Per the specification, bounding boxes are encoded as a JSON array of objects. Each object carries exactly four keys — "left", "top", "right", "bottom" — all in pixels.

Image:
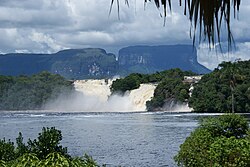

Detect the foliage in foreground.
[
  {"left": 0, "top": 127, "right": 98, "bottom": 167},
  {"left": 175, "top": 114, "right": 250, "bottom": 167}
]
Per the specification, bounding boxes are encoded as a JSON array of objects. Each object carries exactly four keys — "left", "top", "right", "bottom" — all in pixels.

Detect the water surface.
[{"left": 0, "top": 111, "right": 223, "bottom": 166}]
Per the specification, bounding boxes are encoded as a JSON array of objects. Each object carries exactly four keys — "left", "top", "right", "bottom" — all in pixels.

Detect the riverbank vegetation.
[
  {"left": 111, "top": 68, "right": 195, "bottom": 111},
  {"left": 175, "top": 114, "right": 250, "bottom": 166},
  {"left": 0, "top": 127, "right": 98, "bottom": 167},
  {"left": 189, "top": 60, "right": 250, "bottom": 113},
  {"left": 112, "top": 60, "right": 250, "bottom": 112},
  {"left": 0, "top": 71, "right": 74, "bottom": 110}
]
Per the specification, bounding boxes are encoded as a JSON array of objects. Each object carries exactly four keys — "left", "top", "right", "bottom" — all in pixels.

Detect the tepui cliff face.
[
  {"left": 0, "top": 48, "right": 118, "bottom": 79},
  {"left": 0, "top": 45, "right": 210, "bottom": 79},
  {"left": 118, "top": 45, "right": 210, "bottom": 75}
]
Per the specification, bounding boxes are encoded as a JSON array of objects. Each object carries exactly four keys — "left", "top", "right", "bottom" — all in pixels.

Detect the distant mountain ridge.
[
  {"left": 0, "top": 48, "right": 118, "bottom": 79},
  {"left": 118, "top": 45, "right": 210, "bottom": 75},
  {"left": 0, "top": 45, "right": 210, "bottom": 79}
]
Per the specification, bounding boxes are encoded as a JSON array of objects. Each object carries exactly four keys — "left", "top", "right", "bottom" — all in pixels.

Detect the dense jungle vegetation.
[
  {"left": 111, "top": 68, "right": 195, "bottom": 111},
  {"left": 0, "top": 127, "right": 98, "bottom": 167},
  {"left": 0, "top": 71, "right": 74, "bottom": 110},
  {"left": 112, "top": 60, "right": 250, "bottom": 112},
  {"left": 189, "top": 60, "right": 250, "bottom": 113},
  {"left": 175, "top": 114, "right": 250, "bottom": 166}
]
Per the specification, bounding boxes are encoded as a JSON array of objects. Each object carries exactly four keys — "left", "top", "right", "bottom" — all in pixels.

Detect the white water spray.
[
  {"left": 74, "top": 79, "right": 112, "bottom": 102},
  {"left": 162, "top": 100, "right": 192, "bottom": 112},
  {"left": 45, "top": 79, "right": 156, "bottom": 112}
]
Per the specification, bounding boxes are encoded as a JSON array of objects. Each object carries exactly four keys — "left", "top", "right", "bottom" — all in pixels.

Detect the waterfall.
[
  {"left": 162, "top": 100, "right": 192, "bottom": 112},
  {"left": 74, "top": 79, "right": 112, "bottom": 102},
  {"left": 65, "top": 79, "right": 156, "bottom": 112},
  {"left": 128, "top": 84, "right": 156, "bottom": 111},
  {"left": 45, "top": 78, "right": 192, "bottom": 112}
]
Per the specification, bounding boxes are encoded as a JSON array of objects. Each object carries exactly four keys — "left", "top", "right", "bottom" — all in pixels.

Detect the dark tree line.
[
  {"left": 0, "top": 71, "right": 74, "bottom": 110},
  {"left": 111, "top": 68, "right": 195, "bottom": 110},
  {"left": 189, "top": 60, "right": 250, "bottom": 113}
]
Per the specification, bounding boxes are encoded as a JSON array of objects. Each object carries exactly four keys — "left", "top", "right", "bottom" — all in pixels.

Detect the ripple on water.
[{"left": 0, "top": 111, "right": 220, "bottom": 166}]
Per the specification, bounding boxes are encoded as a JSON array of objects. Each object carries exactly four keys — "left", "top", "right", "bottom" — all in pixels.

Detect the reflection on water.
[{"left": 0, "top": 111, "right": 246, "bottom": 166}]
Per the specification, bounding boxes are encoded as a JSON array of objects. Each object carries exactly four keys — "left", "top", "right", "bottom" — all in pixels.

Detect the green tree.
[
  {"left": 27, "top": 127, "right": 69, "bottom": 159},
  {"left": 0, "top": 127, "right": 99, "bottom": 166},
  {"left": 189, "top": 60, "right": 250, "bottom": 113},
  {"left": 175, "top": 114, "right": 250, "bottom": 167},
  {"left": 0, "top": 138, "right": 16, "bottom": 161},
  {"left": 146, "top": 69, "right": 192, "bottom": 111},
  {"left": 111, "top": 73, "right": 142, "bottom": 94},
  {"left": 0, "top": 71, "right": 75, "bottom": 110},
  {"left": 209, "top": 137, "right": 250, "bottom": 166}
]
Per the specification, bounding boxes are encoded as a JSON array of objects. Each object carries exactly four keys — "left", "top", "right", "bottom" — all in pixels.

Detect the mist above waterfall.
[
  {"left": 44, "top": 79, "right": 156, "bottom": 112},
  {"left": 162, "top": 100, "right": 192, "bottom": 112}
]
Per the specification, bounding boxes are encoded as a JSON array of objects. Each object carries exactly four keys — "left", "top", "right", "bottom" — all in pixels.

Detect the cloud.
[
  {"left": 29, "top": 31, "right": 66, "bottom": 53},
  {"left": 0, "top": 1, "right": 73, "bottom": 29},
  {"left": 0, "top": 0, "right": 191, "bottom": 53},
  {"left": 198, "top": 42, "right": 250, "bottom": 70},
  {"left": 0, "top": 0, "right": 249, "bottom": 63}
]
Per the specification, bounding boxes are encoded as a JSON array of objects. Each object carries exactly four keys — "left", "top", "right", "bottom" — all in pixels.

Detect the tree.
[
  {"left": 110, "top": 0, "right": 241, "bottom": 49},
  {"left": 0, "top": 72, "right": 75, "bottom": 110},
  {"left": 174, "top": 114, "right": 250, "bottom": 166},
  {"left": 27, "top": 127, "right": 69, "bottom": 159},
  {"left": 0, "top": 127, "right": 99, "bottom": 166},
  {"left": 218, "top": 60, "right": 243, "bottom": 113},
  {"left": 189, "top": 60, "right": 250, "bottom": 113}
]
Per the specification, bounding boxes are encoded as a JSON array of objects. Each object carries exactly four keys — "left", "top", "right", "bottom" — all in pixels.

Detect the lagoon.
[{"left": 0, "top": 111, "right": 223, "bottom": 166}]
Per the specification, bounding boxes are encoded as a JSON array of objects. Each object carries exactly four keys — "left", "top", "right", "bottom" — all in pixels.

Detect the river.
[{"left": 0, "top": 111, "right": 224, "bottom": 166}]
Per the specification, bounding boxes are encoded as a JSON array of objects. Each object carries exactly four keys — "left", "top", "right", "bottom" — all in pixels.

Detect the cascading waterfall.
[
  {"left": 73, "top": 79, "right": 156, "bottom": 112},
  {"left": 163, "top": 100, "right": 191, "bottom": 112},
  {"left": 74, "top": 79, "right": 112, "bottom": 102},
  {"left": 128, "top": 84, "right": 156, "bottom": 111},
  {"left": 46, "top": 79, "right": 191, "bottom": 112}
]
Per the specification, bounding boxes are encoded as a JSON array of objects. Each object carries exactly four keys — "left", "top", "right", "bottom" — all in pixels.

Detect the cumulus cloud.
[
  {"left": 0, "top": 0, "right": 191, "bottom": 53},
  {"left": 0, "top": 0, "right": 249, "bottom": 65},
  {"left": 198, "top": 42, "right": 250, "bottom": 70}
]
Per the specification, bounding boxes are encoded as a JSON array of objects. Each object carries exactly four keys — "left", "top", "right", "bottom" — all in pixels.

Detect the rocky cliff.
[
  {"left": 0, "top": 48, "right": 118, "bottom": 79},
  {"left": 0, "top": 45, "right": 210, "bottom": 79},
  {"left": 118, "top": 45, "right": 210, "bottom": 75}
]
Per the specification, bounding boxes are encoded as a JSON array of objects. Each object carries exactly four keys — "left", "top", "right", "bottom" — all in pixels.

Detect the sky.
[{"left": 0, "top": 0, "right": 250, "bottom": 69}]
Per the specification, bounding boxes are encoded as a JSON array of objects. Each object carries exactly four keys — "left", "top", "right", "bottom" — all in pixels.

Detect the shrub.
[
  {"left": 0, "top": 138, "right": 16, "bottom": 161},
  {"left": 200, "top": 114, "right": 249, "bottom": 138},
  {"left": 27, "top": 127, "right": 69, "bottom": 159},
  {"left": 209, "top": 137, "right": 250, "bottom": 166},
  {"left": 0, "top": 127, "right": 99, "bottom": 166},
  {"left": 175, "top": 114, "right": 250, "bottom": 167}
]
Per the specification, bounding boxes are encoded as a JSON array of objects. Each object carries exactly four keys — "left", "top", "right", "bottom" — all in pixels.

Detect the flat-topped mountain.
[
  {"left": 118, "top": 45, "right": 210, "bottom": 75},
  {"left": 0, "top": 45, "right": 210, "bottom": 79},
  {"left": 0, "top": 48, "right": 118, "bottom": 79}
]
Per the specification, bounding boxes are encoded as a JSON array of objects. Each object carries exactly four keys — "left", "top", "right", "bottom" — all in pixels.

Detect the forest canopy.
[
  {"left": 111, "top": 68, "right": 196, "bottom": 111},
  {"left": 111, "top": 60, "right": 250, "bottom": 113},
  {"left": 0, "top": 71, "right": 74, "bottom": 110},
  {"left": 175, "top": 114, "right": 250, "bottom": 166},
  {"left": 189, "top": 60, "right": 250, "bottom": 113}
]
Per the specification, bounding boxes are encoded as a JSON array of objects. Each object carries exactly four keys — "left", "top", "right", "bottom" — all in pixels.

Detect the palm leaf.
[{"left": 110, "top": 0, "right": 241, "bottom": 49}]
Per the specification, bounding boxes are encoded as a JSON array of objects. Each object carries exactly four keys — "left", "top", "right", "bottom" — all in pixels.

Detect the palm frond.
[{"left": 110, "top": 0, "right": 241, "bottom": 49}]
